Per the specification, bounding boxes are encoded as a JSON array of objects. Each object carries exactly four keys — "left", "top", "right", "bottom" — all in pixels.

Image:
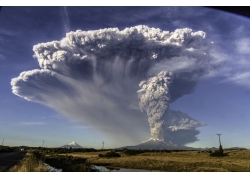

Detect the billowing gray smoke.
[
  {"left": 138, "top": 71, "right": 173, "bottom": 140},
  {"left": 11, "top": 25, "right": 217, "bottom": 145},
  {"left": 138, "top": 71, "right": 206, "bottom": 144}
]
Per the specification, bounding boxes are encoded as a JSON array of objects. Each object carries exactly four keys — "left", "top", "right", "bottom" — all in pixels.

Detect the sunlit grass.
[
  {"left": 9, "top": 151, "right": 49, "bottom": 172},
  {"left": 67, "top": 150, "right": 250, "bottom": 172}
]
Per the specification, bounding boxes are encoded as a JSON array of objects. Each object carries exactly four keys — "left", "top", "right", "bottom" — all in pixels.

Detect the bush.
[
  {"left": 0, "top": 146, "right": 16, "bottom": 153},
  {"left": 99, "top": 151, "right": 121, "bottom": 158},
  {"left": 123, "top": 150, "right": 144, "bottom": 156},
  {"left": 45, "top": 155, "right": 97, "bottom": 172}
]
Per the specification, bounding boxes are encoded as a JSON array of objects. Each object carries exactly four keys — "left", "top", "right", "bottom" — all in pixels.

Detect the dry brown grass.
[
  {"left": 9, "top": 152, "right": 49, "bottom": 172},
  {"left": 67, "top": 150, "right": 250, "bottom": 172}
]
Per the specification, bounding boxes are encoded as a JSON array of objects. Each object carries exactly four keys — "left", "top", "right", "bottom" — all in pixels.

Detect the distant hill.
[
  {"left": 117, "top": 139, "right": 195, "bottom": 150},
  {"left": 224, "top": 147, "right": 247, "bottom": 150},
  {"left": 60, "top": 141, "right": 83, "bottom": 149},
  {"left": 116, "top": 139, "right": 248, "bottom": 151},
  {"left": 196, "top": 147, "right": 247, "bottom": 151}
]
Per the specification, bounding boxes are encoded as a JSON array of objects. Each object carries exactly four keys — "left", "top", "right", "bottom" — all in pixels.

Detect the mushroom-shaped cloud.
[{"left": 11, "top": 25, "right": 218, "bottom": 145}]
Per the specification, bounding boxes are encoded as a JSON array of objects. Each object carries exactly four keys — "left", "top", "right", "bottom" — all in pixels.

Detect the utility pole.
[
  {"left": 66, "top": 143, "right": 68, "bottom": 157},
  {"left": 42, "top": 140, "right": 44, "bottom": 148},
  {"left": 101, "top": 141, "right": 104, "bottom": 150},
  {"left": 216, "top": 134, "right": 223, "bottom": 155},
  {"left": 2, "top": 138, "right": 4, "bottom": 146},
  {"left": 216, "top": 134, "right": 222, "bottom": 146}
]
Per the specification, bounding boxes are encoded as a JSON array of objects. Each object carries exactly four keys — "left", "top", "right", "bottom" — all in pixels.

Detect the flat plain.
[{"left": 67, "top": 150, "right": 250, "bottom": 172}]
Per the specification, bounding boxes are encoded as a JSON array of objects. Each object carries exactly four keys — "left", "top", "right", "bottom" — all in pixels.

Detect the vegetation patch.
[
  {"left": 123, "top": 149, "right": 144, "bottom": 156},
  {"left": 71, "top": 149, "right": 250, "bottom": 172},
  {"left": 99, "top": 151, "right": 121, "bottom": 158},
  {"left": 9, "top": 150, "right": 49, "bottom": 172},
  {"left": 0, "top": 146, "right": 19, "bottom": 153},
  {"left": 210, "top": 151, "right": 229, "bottom": 157},
  {"left": 45, "top": 155, "right": 98, "bottom": 172},
  {"left": 7, "top": 148, "right": 250, "bottom": 172}
]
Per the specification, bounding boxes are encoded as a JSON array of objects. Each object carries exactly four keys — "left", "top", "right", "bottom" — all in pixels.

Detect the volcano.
[
  {"left": 60, "top": 141, "right": 83, "bottom": 149},
  {"left": 117, "top": 139, "right": 194, "bottom": 150}
]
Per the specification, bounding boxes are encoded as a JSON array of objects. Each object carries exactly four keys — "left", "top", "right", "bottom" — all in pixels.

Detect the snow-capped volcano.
[
  {"left": 60, "top": 141, "right": 83, "bottom": 149},
  {"left": 117, "top": 139, "right": 194, "bottom": 150}
]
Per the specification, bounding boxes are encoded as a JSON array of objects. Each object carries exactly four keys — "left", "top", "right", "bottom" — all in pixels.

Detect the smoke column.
[
  {"left": 138, "top": 71, "right": 173, "bottom": 140},
  {"left": 11, "top": 25, "right": 218, "bottom": 145}
]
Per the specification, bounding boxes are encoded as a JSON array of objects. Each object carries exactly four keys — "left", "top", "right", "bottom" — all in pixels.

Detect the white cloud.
[
  {"left": 40, "top": 114, "right": 64, "bottom": 120},
  {"left": 222, "top": 72, "right": 250, "bottom": 88},
  {"left": 0, "top": 54, "right": 5, "bottom": 61},
  {"left": 71, "top": 125, "right": 93, "bottom": 129},
  {"left": 20, "top": 121, "right": 45, "bottom": 126},
  {"left": 236, "top": 38, "right": 250, "bottom": 54},
  {"left": 202, "top": 43, "right": 250, "bottom": 89},
  {"left": 0, "top": 28, "right": 17, "bottom": 36}
]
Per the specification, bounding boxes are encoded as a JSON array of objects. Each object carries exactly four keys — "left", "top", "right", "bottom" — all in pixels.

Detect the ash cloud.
[
  {"left": 11, "top": 25, "right": 217, "bottom": 145},
  {"left": 138, "top": 71, "right": 173, "bottom": 140},
  {"left": 164, "top": 109, "right": 206, "bottom": 145}
]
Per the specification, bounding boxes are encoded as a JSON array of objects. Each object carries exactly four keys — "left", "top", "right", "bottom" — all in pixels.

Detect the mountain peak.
[
  {"left": 60, "top": 141, "right": 83, "bottom": 149},
  {"left": 68, "top": 141, "right": 78, "bottom": 145}
]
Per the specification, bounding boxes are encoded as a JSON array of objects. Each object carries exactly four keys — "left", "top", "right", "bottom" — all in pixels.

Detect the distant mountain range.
[
  {"left": 60, "top": 141, "right": 83, "bottom": 149},
  {"left": 59, "top": 140, "right": 247, "bottom": 150},
  {"left": 224, "top": 147, "right": 247, "bottom": 150},
  {"left": 117, "top": 139, "right": 247, "bottom": 150}
]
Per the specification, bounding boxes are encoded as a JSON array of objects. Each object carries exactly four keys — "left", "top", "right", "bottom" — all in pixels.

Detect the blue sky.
[{"left": 1, "top": 6, "right": 250, "bottom": 149}]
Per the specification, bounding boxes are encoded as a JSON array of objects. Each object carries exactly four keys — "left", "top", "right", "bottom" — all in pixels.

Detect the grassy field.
[
  {"left": 66, "top": 150, "right": 250, "bottom": 172},
  {"left": 9, "top": 151, "right": 49, "bottom": 172},
  {"left": 8, "top": 150, "right": 97, "bottom": 172}
]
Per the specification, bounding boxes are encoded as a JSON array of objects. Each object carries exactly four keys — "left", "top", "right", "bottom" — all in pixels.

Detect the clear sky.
[{"left": 1, "top": 6, "right": 250, "bottom": 149}]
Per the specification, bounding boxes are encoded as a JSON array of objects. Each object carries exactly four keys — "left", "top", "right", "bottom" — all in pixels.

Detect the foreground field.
[
  {"left": 9, "top": 151, "right": 49, "bottom": 172},
  {"left": 67, "top": 150, "right": 250, "bottom": 172}
]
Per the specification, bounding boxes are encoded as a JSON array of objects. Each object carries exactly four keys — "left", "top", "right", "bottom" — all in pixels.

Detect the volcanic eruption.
[{"left": 11, "top": 25, "right": 219, "bottom": 147}]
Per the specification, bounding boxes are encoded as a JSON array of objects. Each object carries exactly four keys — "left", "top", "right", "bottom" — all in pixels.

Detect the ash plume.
[
  {"left": 138, "top": 71, "right": 173, "bottom": 140},
  {"left": 11, "top": 25, "right": 218, "bottom": 145}
]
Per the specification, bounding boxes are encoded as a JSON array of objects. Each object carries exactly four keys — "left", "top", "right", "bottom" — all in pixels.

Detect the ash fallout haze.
[{"left": 1, "top": 7, "right": 250, "bottom": 149}]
